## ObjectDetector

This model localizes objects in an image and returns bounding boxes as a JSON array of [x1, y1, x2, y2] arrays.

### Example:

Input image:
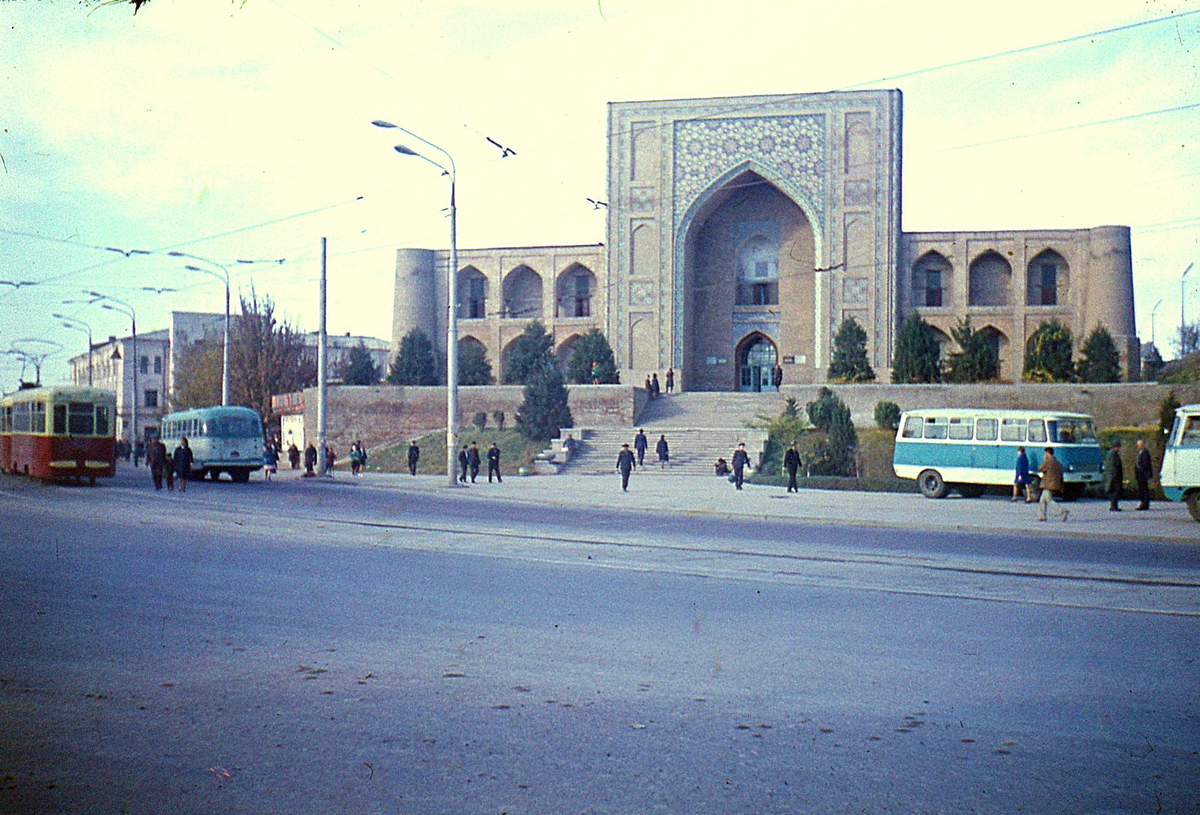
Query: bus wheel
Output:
[[1186, 491, 1200, 523], [918, 469, 948, 499], [957, 483, 986, 498], [231, 469, 250, 483]]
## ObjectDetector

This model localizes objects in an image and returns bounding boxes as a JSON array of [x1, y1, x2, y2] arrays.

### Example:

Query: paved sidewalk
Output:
[[309, 468, 1199, 545]]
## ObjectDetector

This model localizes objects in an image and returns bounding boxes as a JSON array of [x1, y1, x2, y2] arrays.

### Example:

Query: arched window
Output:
[[557, 264, 596, 318], [457, 267, 488, 319], [736, 333, 779, 392], [912, 251, 951, 308], [1027, 249, 1068, 306], [968, 251, 1012, 307], [502, 265, 543, 319], [737, 235, 779, 306]]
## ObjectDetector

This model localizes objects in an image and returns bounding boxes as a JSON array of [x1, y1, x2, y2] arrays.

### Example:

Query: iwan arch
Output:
[[391, 90, 1138, 390]]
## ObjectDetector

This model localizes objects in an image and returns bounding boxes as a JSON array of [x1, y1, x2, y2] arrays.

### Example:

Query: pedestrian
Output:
[[134, 439, 145, 468], [1013, 446, 1034, 502], [147, 436, 168, 490], [458, 445, 470, 483], [172, 437, 194, 493], [349, 442, 365, 476], [714, 458, 731, 476], [616, 443, 635, 491], [772, 364, 783, 389], [651, 373, 660, 399], [665, 367, 674, 394], [487, 442, 502, 483], [1104, 439, 1123, 511], [645, 375, 653, 399], [590, 360, 600, 384], [783, 441, 801, 493], [1036, 447, 1069, 522], [358, 441, 368, 474], [303, 443, 317, 476], [634, 428, 648, 467], [407, 440, 420, 476], [324, 446, 336, 475], [656, 434, 669, 469], [467, 442, 481, 483], [288, 442, 300, 470], [1135, 438, 1153, 511], [263, 441, 278, 482], [165, 444, 176, 491], [731, 442, 750, 490]]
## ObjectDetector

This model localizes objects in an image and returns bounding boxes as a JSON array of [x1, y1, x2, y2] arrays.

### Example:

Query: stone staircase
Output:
[[549, 392, 781, 476]]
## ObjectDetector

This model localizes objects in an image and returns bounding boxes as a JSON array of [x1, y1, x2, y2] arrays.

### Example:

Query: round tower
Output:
[[1083, 226, 1139, 379], [391, 248, 438, 368]]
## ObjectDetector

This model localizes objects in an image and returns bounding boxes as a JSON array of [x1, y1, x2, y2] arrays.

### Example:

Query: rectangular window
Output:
[[30, 402, 46, 434], [54, 404, 68, 435], [1039, 264, 1057, 306], [140, 356, 149, 374], [948, 418, 973, 440], [923, 418, 948, 440], [925, 270, 943, 307], [1180, 417, 1200, 447], [69, 402, 95, 435], [901, 416, 923, 438], [976, 418, 998, 441], [144, 389, 159, 408], [1028, 419, 1047, 444], [95, 406, 109, 437], [154, 356, 162, 374], [1000, 418, 1026, 442]]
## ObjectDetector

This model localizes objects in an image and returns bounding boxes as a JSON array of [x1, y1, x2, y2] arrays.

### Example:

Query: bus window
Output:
[[1050, 418, 1096, 444], [96, 405, 110, 436], [69, 402, 95, 435], [1028, 419, 1047, 443], [1000, 418, 1026, 442], [976, 418, 998, 441], [948, 418, 973, 440], [924, 418, 948, 439], [901, 416, 923, 438], [54, 404, 68, 435], [1181, 416, 1200, 447]]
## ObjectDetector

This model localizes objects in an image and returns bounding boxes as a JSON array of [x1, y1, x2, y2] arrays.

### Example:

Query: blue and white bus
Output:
[[893, 408, 1104, 499], [159, 405, 264, 482], [1160, 403, 1200, 522]]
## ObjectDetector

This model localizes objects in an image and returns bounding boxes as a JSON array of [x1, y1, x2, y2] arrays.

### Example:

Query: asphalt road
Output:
[[1, 467, 1198, 814]]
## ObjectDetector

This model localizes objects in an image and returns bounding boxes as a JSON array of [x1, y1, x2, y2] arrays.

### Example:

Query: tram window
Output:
[[1000, 419, 1026, 442], [96, 405, 110, 436], [976, 418, 998, 441], [948, 419, 973, 440], [923, 418, 948, 439], [54, 404, 68, 434], [69, 402, 95, 435], [1028, 419, 1047, 443], [901, 417, 923, 438], [30, 402, 46, 434]]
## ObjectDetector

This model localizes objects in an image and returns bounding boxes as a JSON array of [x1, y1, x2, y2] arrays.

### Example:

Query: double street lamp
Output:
[[169, 252, 232, 406], [83, 291, 138, 447], [372, 119, 460, 487], [52, 313, 94, 386]]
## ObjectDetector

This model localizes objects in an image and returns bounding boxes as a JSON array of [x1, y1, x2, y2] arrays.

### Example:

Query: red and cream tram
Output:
[[0, 386, 117, 483]]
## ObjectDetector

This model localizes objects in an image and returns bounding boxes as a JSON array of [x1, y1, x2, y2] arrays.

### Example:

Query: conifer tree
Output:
[[457, 339, 494, 385], [944, 317, 998, 383], [503, 321, 555, 385], [387, 329, 439, 385], [891, 312, 942, 383], [828, 317, 875, 382], [1023, 320, 1075, 382], [340, 341, 380, 385], [565, 329, 620, 384], [516, 361, 573, 441], [1077, 325, 1122, 383]]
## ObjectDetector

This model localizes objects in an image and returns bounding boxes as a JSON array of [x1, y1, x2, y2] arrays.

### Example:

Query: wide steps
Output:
[[557, 426, 768, 476]]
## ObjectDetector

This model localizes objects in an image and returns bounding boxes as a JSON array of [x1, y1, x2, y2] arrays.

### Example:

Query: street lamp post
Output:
[[1183, 263, 1195, 356], [87, 292, 138, 448], [372, 119, 459, 487], [170, 253, 232, 406], [53, 313, 94, 386]]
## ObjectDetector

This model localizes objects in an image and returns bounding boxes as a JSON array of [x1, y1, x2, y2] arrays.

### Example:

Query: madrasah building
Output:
[[390, 89, 1139, 392]]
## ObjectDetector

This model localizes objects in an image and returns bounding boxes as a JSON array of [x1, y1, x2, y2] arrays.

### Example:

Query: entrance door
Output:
[[738, 336, 777, 392]]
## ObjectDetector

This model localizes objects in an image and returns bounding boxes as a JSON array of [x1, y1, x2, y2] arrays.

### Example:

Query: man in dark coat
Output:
[[407, 441, 420, 476], [783, 442, 801, 493], [467, 442, 481, 483], [303, 443, 317, 475], [147, 437, 168, 490], [1135, 438, 1153, 510], [616, 443, 635, 492], [458, 445, 470, 483], [655, 434, 669, 469], [487, 442, 502, 483], [1105, 439, 1124, 511], [172, 437, 194, 493], [288, 442, 301, 470], [731, 442, 751, 490], [634, 429, 648, 467]]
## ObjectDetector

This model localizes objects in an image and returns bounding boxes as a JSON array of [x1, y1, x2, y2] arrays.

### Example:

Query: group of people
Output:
[[456, 441, 503, 484], [617, 431, 759, 492], [643, 367, 675, 400], [146, 435, 193, 493], [1014, 439, 1155, 522]]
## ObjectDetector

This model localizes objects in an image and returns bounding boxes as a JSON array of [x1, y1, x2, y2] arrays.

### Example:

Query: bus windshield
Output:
[[1047, 417, 1096, 444]]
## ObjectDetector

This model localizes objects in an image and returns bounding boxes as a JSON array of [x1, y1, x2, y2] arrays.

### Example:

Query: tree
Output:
[[1076, 326, 1122, 383], [891, 313, 942, 383], [1141, 344, 1164, 382], [805, 387, 858, 475], [172, 339, 224, 410], [828, 317, 875, 383], [944, 317, 998, 383], [1176, 321, 1200, 358], [340, 341, 380, 385], [565, 329, 620, 384], [516, 361, 573, 441], [503, 321, 555, 385], [874, 400, 901, 431], [226, 287, 316, 427], [458, 340, 494, 386], [388, 329, 438, 386], [1024, 319, 1075, 382]]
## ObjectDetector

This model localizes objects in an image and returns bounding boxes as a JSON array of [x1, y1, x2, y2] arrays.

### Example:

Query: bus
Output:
[[0, 385, 117, 483], [893, 408, 1104, 499], [1159, 403, 1200, 522], [159, 405, 264, 482]]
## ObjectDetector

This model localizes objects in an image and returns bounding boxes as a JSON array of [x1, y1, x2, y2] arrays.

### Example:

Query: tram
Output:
[[159, 405, 264, 482], [0, 385, 117, 483]]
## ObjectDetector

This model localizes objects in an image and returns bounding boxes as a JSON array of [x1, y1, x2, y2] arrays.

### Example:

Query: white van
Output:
[[1160, 403, 1200, 522]]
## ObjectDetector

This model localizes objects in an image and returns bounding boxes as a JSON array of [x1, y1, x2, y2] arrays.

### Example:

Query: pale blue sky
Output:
[[2, 0, 1198, 387]]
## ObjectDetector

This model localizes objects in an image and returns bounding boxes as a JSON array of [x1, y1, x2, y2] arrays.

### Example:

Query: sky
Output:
[[2, 0, 1199, 389]]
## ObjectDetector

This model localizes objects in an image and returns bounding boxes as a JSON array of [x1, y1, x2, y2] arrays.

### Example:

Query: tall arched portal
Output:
[[682, 170, 814, 391]]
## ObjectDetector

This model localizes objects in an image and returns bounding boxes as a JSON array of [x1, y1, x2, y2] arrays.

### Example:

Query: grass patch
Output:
[[366, 428, 545, 475]]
